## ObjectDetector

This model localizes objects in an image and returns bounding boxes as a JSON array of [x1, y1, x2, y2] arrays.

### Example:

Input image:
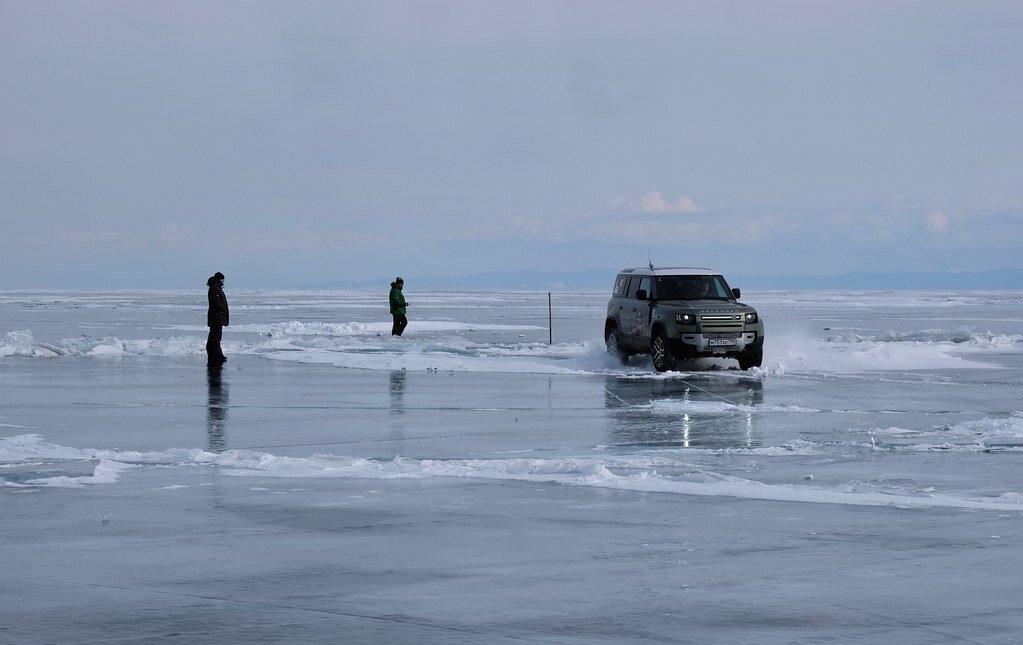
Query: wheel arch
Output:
[[649, 321, 668, 340]]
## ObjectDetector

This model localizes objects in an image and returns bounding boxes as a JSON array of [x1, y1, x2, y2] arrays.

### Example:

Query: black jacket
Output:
[[207, 277, 229, 327]]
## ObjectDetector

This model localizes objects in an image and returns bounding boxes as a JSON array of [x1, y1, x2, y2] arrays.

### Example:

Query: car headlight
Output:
[[675, 313, 694, 324], [744, 312, 758, 324]]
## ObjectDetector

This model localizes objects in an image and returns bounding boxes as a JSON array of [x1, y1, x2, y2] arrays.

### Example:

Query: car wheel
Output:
[[605, 328, 628, 365], [651, 330, 672, 372], [738, 348, 763, 371]]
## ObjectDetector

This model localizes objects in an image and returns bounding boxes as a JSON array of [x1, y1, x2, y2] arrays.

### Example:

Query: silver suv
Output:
[[605, 267, 764, 371]]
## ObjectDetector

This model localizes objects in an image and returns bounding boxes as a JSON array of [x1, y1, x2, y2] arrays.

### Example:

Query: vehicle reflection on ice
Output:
[[602, 374, 764, 450]]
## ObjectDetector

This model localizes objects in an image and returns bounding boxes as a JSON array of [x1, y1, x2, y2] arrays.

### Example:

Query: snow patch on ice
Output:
[[5, 433, 1022, 511], [0, 331, 63, 357], [862, 416, 1023, 452], [25, 460, 135, 488], [643, 400, 753, 415], [3, 305, 1018, 377], [211, 450, 1023, 511], [230, 320, 547, 336], [764, 327, 995, 374]]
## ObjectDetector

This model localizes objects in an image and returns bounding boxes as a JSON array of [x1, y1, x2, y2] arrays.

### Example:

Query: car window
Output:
[[654, 275, 732, 300], [613, 275, 628, 296], [625, 276, 651, 299], [707, 276, 729, 298], [654, 275, 696, 299], [625, 277, 640, 298], [637, 276, 651, 296]]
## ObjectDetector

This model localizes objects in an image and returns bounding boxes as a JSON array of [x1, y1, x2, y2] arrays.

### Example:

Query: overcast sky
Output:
[[2, 1, 1022, 288]]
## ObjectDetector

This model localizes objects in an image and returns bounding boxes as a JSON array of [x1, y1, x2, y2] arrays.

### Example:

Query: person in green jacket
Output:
[[389, 276, 408, 336]]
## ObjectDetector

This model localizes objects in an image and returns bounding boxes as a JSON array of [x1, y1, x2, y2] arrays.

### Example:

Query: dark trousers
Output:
[[391, 314, 408, 336], [206, 324, 226, 365]]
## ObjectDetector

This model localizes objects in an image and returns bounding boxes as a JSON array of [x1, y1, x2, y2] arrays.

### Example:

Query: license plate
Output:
[[708, 339, 737, 347]]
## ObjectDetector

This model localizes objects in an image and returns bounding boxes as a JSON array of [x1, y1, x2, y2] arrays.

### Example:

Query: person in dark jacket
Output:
[[206, 272, 229, 367], [389, 276, 408, 336]]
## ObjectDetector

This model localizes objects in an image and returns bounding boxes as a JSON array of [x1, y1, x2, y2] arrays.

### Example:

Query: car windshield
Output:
[[654, 275, 732, 301]]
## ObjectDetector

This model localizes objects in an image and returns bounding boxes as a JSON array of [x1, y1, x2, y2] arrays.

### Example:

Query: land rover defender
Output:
[[604, 267, 764, 371]]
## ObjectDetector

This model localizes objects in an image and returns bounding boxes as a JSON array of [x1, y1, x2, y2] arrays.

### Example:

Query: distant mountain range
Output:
[[305, 267, 1023, 291], [735, 268, 1023, 291]]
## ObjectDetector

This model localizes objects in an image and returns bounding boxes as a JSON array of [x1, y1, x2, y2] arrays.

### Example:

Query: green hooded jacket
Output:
[[389, 282, 407, 315]]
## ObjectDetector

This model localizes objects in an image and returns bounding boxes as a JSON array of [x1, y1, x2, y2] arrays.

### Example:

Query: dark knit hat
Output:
[[213, 272, 225, 280]]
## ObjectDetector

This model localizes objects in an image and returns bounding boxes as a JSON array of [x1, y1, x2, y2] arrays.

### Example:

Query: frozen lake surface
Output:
[[2, 288, 1023, 643]]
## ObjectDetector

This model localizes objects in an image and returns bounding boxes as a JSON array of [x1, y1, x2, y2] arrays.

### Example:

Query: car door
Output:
[[615, 277, 640, 349], [608, 273, 630, 343], [629, 276, 652, 349]]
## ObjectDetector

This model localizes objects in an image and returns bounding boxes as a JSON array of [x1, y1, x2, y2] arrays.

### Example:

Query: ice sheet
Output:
[[3, 289, 1023, 643]]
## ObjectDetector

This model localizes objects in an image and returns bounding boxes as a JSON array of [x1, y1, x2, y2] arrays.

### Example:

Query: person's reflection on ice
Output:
[[206, 367, 229, 452], [388, 369, 407, 456]]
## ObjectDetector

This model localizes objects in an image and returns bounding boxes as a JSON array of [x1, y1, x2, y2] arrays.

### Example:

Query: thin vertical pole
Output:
[[548, 292, 553, 345]]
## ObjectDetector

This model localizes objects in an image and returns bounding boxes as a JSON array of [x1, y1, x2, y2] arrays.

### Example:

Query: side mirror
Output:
[[732, 288, 741, 299], [635, 289, 648, 300]]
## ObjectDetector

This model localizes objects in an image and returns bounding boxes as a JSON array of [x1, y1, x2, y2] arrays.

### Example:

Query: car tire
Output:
[[651, 330, 673, 372], [605, 327, 628, 365], [738, 348, 763, 371]]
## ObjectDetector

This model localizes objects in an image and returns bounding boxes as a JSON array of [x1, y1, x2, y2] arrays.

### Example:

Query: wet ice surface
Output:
[[2, 289, 1023, 643]]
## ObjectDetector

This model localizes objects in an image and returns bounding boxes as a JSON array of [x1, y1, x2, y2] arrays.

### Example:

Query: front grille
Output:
[[699, 313, 741, 334], [705, 331, 742, 339], [699, 313, 743, 335]]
